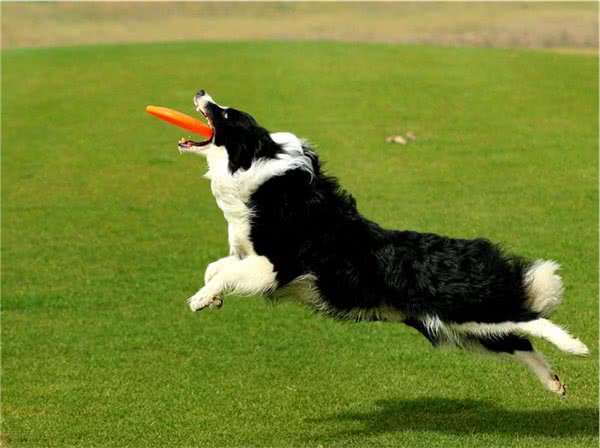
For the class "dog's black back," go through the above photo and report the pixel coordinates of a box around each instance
[249,150,535,325]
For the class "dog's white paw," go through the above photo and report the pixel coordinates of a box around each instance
[187,289,223,312]
[547,374,567,397]
[187,289,214,312]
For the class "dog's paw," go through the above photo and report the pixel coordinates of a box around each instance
[187,289,223,312]
[187,289,214,312]
[547,374,567,397]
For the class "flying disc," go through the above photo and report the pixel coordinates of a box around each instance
[146,105,213,138]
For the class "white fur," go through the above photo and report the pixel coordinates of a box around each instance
[270,132,315,180]
[188,255,278,311]
[451,318,590,356]
[524,260,563,317]
[204,255,239,284]
[194,92,224,113]
[421,315,444,336]
[419,315,473,348]
[518,319,590,356]
[205,147,255,257]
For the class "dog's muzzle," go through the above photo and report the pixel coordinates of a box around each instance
[194,90,215,119]
[177,89,215,150]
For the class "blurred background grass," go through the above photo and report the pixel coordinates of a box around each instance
[2,2,598,53]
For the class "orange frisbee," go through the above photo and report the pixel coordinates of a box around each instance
[146,105,213,138]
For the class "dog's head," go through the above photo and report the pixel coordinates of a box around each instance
[178,90,279,172]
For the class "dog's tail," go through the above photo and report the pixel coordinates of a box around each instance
[524,260,563,317]
[520,260,589,356]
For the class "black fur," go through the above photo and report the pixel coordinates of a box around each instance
[205,102,280,172]
[207,99,540,355]
[249,158,536,325]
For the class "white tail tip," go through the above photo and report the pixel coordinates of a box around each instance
[524,260,563,317]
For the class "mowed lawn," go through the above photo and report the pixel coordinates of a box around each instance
[2,42,598,447]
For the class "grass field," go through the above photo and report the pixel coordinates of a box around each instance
[2,41,598,447]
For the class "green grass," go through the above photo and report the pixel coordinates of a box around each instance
[2,41,598,447]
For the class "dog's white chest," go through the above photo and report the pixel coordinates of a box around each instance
[206,149,256,257]
[203,135,310,257]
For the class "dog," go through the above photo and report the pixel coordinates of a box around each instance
[177,89,589,396]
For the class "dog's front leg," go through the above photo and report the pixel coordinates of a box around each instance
[204,255,239,284]
[188,255,278,312]
[193,256,239,310]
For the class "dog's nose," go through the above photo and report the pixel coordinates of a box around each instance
[196,89,206,97]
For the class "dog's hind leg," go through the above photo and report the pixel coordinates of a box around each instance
[450,319,589,356]
[473,334,566,396]
[188,255,278,312]
[517,318,589,356]
[405,316,566,396]
[513,350,566,396]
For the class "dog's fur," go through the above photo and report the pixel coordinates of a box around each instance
[179,90,589,396]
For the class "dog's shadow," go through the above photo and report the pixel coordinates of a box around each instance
[306,398,598,440]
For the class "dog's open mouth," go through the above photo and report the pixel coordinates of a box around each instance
[178,137,212,148]
[177,109,213,149]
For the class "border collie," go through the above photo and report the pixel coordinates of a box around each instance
[177,89,589,396]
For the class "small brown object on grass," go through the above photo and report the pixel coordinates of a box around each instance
[386,135,407,144]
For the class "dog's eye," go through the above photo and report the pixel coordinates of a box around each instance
[222,110,228,119]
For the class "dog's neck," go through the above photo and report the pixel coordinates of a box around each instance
[203,134,315,257]
[204,146,253,257]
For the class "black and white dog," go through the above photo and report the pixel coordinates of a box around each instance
[177,90,589,396]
